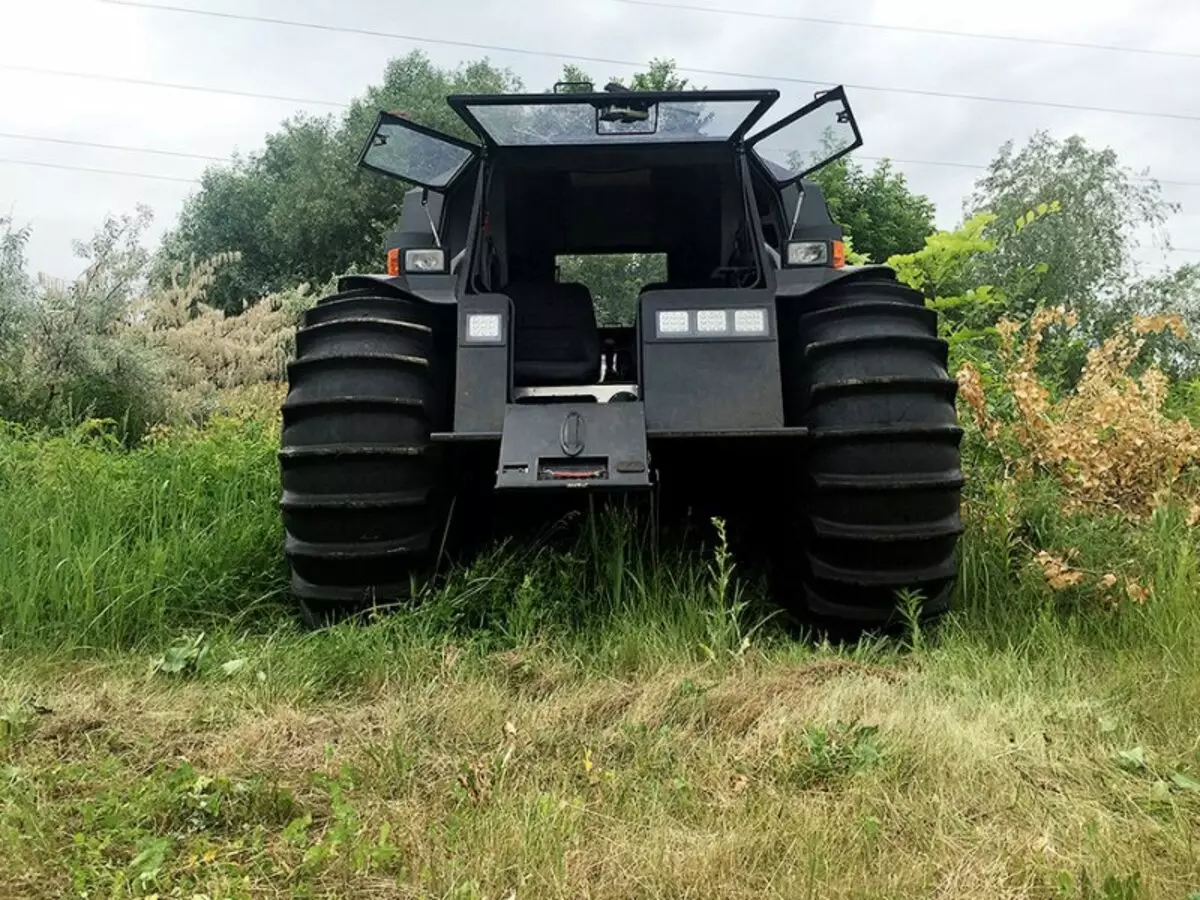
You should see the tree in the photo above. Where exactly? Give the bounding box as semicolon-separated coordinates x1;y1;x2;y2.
0;215;34;414
963;131;1177;325
0;215;32;352
155;52;523;312
807;157;936;262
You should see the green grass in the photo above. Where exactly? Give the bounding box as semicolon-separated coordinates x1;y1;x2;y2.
1;417;1198;897
0;417;285;647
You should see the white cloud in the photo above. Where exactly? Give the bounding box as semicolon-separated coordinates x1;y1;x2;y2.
2;0;1198;279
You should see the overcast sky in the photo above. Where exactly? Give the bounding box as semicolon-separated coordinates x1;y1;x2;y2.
3;0;1199;281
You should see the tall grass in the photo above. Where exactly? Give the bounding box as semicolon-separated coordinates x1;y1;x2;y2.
0;416;285;647
2;407;1196;676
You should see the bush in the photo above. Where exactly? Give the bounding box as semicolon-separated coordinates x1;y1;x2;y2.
0;212;313;440
957;308;1200;518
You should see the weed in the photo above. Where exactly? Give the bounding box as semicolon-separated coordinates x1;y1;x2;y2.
959;309;1200;517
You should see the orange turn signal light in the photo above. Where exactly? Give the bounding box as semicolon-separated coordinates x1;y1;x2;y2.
831;240;846;269
386;248;401;276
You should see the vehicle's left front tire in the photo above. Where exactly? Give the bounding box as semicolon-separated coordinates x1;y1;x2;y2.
279;287;451;625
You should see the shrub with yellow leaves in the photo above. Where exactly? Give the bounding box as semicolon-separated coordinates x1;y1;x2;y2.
958;307;1200;518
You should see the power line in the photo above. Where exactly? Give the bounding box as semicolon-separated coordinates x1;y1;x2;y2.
608;0;1200;61
96;0;1200;124
4;135;1198;190
0;130;225;162
0;157;199;184
0;63;348;109
855;154;1200;188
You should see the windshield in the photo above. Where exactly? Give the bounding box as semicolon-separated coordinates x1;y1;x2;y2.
463;99;765;146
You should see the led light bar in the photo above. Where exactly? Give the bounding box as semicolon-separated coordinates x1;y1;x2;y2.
654;308;770;338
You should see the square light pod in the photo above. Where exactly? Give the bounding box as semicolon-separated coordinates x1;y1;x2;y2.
465;312;503;343
733;308;768;335
656;309;690;337
695;309;729;334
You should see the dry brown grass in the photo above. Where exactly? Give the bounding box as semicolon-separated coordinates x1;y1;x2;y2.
958;309;1200;519
3;644;1196;899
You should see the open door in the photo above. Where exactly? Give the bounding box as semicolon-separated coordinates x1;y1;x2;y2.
357;111;479;191
746;85;862;185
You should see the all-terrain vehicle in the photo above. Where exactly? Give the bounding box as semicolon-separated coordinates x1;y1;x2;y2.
278;83;962;627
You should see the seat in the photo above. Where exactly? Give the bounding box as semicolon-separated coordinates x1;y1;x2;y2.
507;281;602;386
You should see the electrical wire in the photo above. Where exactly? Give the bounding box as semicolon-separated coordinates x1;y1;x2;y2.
0;62;348;108
93;0;1200;123
0;130;225;162
855;154;1200;189
0;156;200;183
4;138;1198;193
607;0;1200;61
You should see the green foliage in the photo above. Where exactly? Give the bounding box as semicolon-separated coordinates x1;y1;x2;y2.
156;51;524;312
965;131;1176;326
887;212;1005;358
773;722;884;788
0;416;284;647
1107;263;1200;380
809;156;936;262
0;215;34;414
558;253;666;326
609;57;693;92
1;207;170;440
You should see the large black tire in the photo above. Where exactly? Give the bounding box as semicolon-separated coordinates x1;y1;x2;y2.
787;272;963;625
279;287;448;625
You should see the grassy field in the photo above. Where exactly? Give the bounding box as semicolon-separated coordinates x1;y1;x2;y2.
1;418;1198;898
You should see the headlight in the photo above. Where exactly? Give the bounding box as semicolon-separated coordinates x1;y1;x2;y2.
403;248;446;273
785;240;828;266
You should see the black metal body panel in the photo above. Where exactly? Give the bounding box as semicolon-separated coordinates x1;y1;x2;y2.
453;293;511;435
494;402;651;490
638;288;784;432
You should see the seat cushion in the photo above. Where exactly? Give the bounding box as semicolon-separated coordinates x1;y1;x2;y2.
508;281;601;386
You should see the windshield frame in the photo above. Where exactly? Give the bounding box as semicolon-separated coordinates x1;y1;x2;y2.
447;89;779;148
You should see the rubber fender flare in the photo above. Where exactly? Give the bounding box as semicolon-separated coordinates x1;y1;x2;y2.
336;273;418;298
774;263;900;301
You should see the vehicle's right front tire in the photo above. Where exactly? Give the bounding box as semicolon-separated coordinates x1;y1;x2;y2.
783;271;964;627
279;287;449;625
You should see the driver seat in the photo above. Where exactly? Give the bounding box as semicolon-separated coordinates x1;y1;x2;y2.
507;281;602;386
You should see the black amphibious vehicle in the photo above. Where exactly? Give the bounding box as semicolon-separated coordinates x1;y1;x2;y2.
279;83;963;627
